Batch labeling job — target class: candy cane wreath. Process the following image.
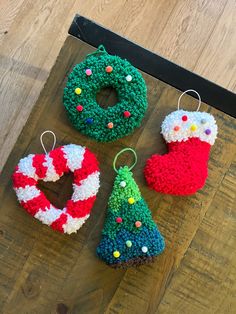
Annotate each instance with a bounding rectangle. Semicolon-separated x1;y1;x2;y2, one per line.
12;144;100;234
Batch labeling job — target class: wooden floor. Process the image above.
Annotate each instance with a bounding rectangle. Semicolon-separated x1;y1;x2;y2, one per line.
0;1;235;313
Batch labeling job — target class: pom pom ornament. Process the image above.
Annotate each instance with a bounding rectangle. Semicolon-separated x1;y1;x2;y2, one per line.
144;90;218;195
97;148;165;268
12;131;100;234
63;45;148;142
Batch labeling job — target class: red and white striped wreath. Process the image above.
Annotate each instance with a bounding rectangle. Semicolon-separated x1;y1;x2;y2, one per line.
12;144;100;234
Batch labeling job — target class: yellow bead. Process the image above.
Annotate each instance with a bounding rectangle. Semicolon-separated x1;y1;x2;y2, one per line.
128;197;135;204
190;124;197;131
75;88;82;95
113;251;120;258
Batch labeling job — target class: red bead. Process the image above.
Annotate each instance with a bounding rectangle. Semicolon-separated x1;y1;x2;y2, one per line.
124;111;131;118
182;115;188;121
106;66;113;73
76;105;83;112
174;126;180;131
116;217;123;223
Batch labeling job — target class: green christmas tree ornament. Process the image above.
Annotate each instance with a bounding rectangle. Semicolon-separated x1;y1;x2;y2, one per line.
97;148;165;268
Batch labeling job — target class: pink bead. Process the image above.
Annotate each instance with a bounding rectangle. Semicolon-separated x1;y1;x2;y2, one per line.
76;105;83;112
85;69;92;76
116;217;123;223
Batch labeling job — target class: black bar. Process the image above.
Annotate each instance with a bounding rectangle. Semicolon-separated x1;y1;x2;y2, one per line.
69;14;236;118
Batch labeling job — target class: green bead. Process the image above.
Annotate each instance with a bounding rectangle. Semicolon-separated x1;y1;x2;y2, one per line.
126;240;132;248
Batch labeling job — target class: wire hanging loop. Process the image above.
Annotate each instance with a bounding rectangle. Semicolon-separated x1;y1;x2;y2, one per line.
40;130;56;154
177;89;201;112
86;45;107;58
113;148;138;173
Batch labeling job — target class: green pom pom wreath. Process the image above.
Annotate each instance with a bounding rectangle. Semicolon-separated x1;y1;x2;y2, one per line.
63;45;148;142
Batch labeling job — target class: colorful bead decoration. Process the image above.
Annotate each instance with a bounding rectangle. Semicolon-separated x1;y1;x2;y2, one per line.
120;181;126;188
75;88;82;95
85;69;92;76
190;124;197;131
128;197;135;204
141;246;148;253
126;75;132;82
113;251;120;258
116;217;123;223
123;111;131;118
63;45;148;142
106;65;113;73
135;221;142;228
12;138;100;234
86;118;93;124
126;240;132;247
107;122;114;129
205;129;211;135
97;148;165;268
76;105;83;112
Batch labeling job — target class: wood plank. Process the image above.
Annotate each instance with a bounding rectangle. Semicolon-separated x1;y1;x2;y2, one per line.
102;0;177;51
0;0;235;172
0;0;127;171
157;157;236;313
194;0;236;92
151;0;226;70
0;36;235;313
104;94;236;314
0;0;25;44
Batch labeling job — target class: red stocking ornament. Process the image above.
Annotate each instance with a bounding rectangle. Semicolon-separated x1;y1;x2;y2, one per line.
144;90;218;195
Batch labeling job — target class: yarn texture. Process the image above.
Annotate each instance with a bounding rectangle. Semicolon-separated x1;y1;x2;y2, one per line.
144;109;218;195
97;166;165;268
63;45;148;142
12;144;100;234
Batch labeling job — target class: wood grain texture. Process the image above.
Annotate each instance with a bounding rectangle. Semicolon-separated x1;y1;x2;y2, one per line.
194;0;236;92
0;37;235;313
158;158;236;313
0;0;236;171
0;0;25;44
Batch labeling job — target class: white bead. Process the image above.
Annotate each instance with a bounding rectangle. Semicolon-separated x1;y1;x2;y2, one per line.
120;181;126;188
126;75;132;82
141;246;148;253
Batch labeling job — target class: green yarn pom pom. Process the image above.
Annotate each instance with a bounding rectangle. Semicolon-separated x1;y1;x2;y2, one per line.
63;45;148;142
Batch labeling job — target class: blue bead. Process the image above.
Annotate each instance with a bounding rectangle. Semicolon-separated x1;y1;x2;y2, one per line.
86;118;93;124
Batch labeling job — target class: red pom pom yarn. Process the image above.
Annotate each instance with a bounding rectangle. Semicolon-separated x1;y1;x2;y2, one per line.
144;109;218;195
